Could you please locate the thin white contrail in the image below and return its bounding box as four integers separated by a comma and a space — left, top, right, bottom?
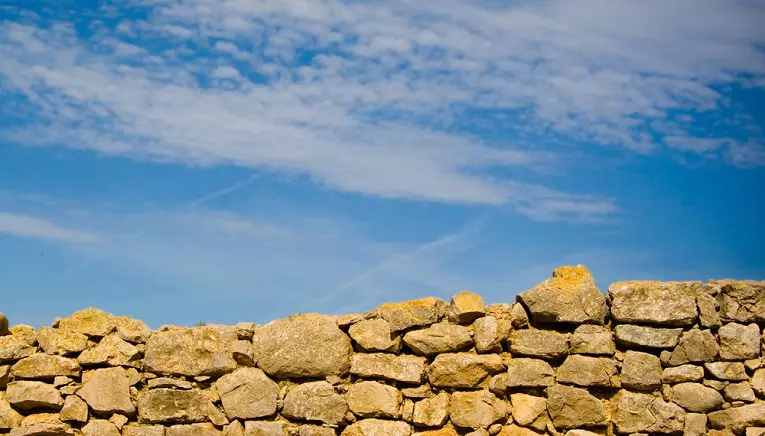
310, 214, 489, 307
59, 172, 267, 278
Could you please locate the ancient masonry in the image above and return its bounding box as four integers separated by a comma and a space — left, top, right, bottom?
1, 266, 765, 436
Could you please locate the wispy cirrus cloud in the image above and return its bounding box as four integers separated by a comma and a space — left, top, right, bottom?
0, 211, 101, 243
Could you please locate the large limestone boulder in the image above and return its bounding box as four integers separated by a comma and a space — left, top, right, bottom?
428, 353, 504, 388
8, 414, 75, 436
0, 392, 24, 430
144, 325, 237, 377
508, 394, 546, 427
612, 389, 685, 434
718, 322, 760, 360
752, 368, 765, 396
508, 329, 569, 360
705, 361, 749, 381
0, 335, 35, 363
505, 358, 554, 388
282, 381, 348, 426
5, 381, 63, 410
77, 366, 135, 415
449, 390, 507, 430
10, 354, 81, 380
546, 384, 606, 429
517, 265, 607, 325
472, 316, 503, 353
447, 291, 485, 324
402, 324, 472, 356
253, 314, 352, 379
346, 381, 402, 419
620, 351, 662, 390
413, 392, 449, 427
569, 325, 614, 355
613, 324, 683, 349
78, 334, 141, 367
59, 395, 88, 423
215, 368, 278, 420
36, 328, 88, 356
368, 297, 446, 333
58, 308, 117, 337
672, 383, 724, 412
608, 281, 698, 326
341, 419, 411, 436
556, 355, 618, 387
667, 329, 719, 366
661, 365, 704, 384
82, 420, 121, 436
713, 280, 765, 323
697, 292, 722, 328
351, 353, 426, 384
138, 389, 212, 424
347, 319, 400, 353
114, 316, 152, 344
709, 403, 765, 433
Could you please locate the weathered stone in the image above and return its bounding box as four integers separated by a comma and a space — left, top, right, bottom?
413, 428, 458, 436
253, 315, 352, 379
10, 354, 81, 380
672, 382, 724, 412
505, 358, 554, 387
413, 391, 449, 427
0, 392, 24, 430
517, 265, 607, 325
546, 384, 606, 429
148, 377, 193, 390
612, 389, 685, 434
77, 366, 135, 415
403, 324, 472, 356
705, 362, 749, 381
562, 431, 600, 436
0, 335, 35, 363
59, 395, 88, 423
9, 325, 36, 345
82, 420, 121, 436
145, 325, 237, 377
718, 322, 760, 360
714, 280, 765, 323
282, 381, 347, 426
668, 329, 719, 366
9, 414, 74, 436
621, 351, 661, 390
609, 281, 698, 326
215, 368, 278, 420
224, 421, 244, 436
496, 425, 539, 436
614, 324, 683, 349
231, 340, 254, 367
244, 421, 288, 436
697, 292, 722, 328
570, 325, 614, 355
36, 328, 88, 356
401, 385, 433, 399
341, 419, 411, 436
0, 364, 9, 388
370, 297, 446, 333
752, 368, 765, 396
508, 329, 569, 360
747, 429, 765, 436
78, 334, 141, 367
138, 389, 212, 424
661, 365, 704, 383
58, 308, 117, 337
402, 399, 415, 423
510, 304, 529, 329
724, 382, 756, 402
508, 393, 545, 427
704, 379, 730, 391
351, 353, 426, 384
114, 316, 151, 343
448, 291, 485, 324
347, 319, 399, 353
346, 381, 401, 419
708, 402, 765, 433
556, 355, 618, 387
8, 382, 65, 413
167, 423, 221, 436
684, 413, 707, 436
488, 373, 507, 396
473, 317, 502, 353
428, 353, 504, 388
298, 425, 335, 436
449, 390, 507, 429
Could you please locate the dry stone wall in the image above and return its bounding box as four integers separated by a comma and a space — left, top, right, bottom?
1, 265, 764, 436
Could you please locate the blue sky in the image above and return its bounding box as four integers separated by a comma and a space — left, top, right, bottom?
1, 0, 764, 328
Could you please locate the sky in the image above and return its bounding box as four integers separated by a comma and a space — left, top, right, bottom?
0, 0, 764, 329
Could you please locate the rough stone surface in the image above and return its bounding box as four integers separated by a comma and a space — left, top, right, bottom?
613, 324, 683, 348
215, 368, 278, 420
620, 351, 662, 390
58, 308, 117, 337
77, 367, 135, 415
370, 297, 446, 333
351, 353, 426, 384
661, 365, 704, 383
138, 389, 211, 424
167, 423, 222, 436
505, 358, 554, 388
0, 335, 35, 363
412, 392, 449, 427
346, 381, 401, 419
705, 361, 749, 381
752, 368, 765, 396
0, 392, 24, 430
508, 394, 546, 427
715, 280, 765, 323
282, 381, 348, 426
517, 265, 607, 325
244, 421, 288, 436
668, 329, 719, 366
10, 354, 81, 380
612, 390, 685, 434
708, 403, 765, 433
447, 291, 485, 324
428, 353, 504, 388
724, 381, 755, 402
82, 420, 121, 436
253, 315, 352, 378
472, 317, 502, 353
508, 329, 569, 360
697, 292, 723, 328
403, 324, 472, 356
546, 384, 606, 429
684, 413, 708, 436
59, 395, 88, 423
556, 355, 618, 387
6, 381, 63, 410
609, 281, 698, 326
672, 382, 724, 412
341, 419, 411, 436
36, 328, 88, 356
144, 325, 237, 377
569, 325, 614, 355
78, 334, 141, 367
347, 319, 399, 353
718, 322, 760, 360
449, 390, 507, 430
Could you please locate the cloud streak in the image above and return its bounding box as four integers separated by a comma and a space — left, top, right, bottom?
0, 211, 101, 244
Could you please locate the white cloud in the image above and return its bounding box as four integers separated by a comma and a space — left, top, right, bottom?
0, 212, 101, 244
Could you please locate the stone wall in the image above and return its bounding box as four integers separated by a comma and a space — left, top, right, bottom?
1, 265, 764, 436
